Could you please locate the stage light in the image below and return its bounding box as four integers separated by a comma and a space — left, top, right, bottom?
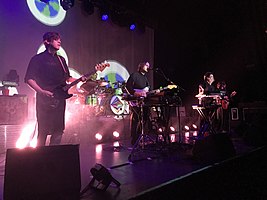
170, 126, 176, 132
193, 131, 198, 137
129, 23, 136, 30
95, 144, 103, 153
170, 134, 176, 143
185, 131, 190, 138
99, 4, 109, 21
158, 134, 163, 142
158, 127, 163, 133
113, 131, 120, 138
16, 121, 37, 149
60, 0, 74, 11
95, 133, 103, 141
192, 124, 198, 130
86, 164, 120, 191
184, 125, 190, 131
80, 164, 120, 197
113, 141, 120, 147
101, 13, 109, 21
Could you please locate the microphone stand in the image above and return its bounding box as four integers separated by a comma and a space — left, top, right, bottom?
153, 68, 185, 144
154, 68, 185, 92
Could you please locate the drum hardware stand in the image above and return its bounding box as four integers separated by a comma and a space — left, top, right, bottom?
128, 97, 156, 162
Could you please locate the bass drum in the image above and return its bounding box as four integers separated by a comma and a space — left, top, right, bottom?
109, 95, 129, 115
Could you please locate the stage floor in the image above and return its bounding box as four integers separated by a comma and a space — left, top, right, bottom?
0, 115, 263, 200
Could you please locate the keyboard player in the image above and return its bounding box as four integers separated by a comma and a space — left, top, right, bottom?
198, 72, 218, 106
195, 72, 220, 136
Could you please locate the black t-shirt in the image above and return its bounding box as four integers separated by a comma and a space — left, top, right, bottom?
200, 81, 217, 94
126, 72, 150, 95
24, 50, 71, 133
24, 50, 70, 91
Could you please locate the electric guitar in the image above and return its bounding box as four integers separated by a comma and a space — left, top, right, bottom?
40, 61, 110, 108
127, 85, 177, 106
134, 84, 177, 97
221, 91, 237, 110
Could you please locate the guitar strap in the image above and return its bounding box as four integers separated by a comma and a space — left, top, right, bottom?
57, 55, 68, 74
144, 75, 151, 90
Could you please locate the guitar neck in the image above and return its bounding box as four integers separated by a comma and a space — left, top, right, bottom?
63, 69, 95, 91
134, 85, 177, 95
148, 86, 171, 94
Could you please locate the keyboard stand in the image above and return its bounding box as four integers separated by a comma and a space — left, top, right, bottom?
192, 105, 217, 137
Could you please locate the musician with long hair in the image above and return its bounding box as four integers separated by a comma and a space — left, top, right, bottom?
126, 62, 151, 145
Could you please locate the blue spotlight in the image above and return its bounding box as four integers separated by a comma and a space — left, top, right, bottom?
129, 23, 136, 30
101, 14, 109, 21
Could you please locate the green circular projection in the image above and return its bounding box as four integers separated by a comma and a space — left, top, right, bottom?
27, 0, 66, 26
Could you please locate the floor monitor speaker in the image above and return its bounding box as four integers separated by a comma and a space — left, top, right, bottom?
4, 144, 81, 200
192, 133, 236, 164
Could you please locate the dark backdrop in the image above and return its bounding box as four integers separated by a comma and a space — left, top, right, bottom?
1, 0, 267, 119
153, 0, 267, 113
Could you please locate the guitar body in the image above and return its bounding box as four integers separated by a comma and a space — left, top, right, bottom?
221, 91, 237, 110
38, 61, 110, 109
53, 86, 73, 100
129, 85, 178, 106
38, 95, 61, 109
38, 86, 73, 109
221, 99, 229, 110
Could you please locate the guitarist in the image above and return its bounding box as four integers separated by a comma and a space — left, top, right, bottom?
216, 81, 237, 132
24, 32, 87, 146
126, 62, 152, 145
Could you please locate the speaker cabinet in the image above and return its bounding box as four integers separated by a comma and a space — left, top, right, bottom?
4, 145, 81, 200
242, 107, 267, 146
192, 133, 236, 164
0, 95, 28, 125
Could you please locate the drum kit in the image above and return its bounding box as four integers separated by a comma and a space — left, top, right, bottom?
68, 79, 129, 116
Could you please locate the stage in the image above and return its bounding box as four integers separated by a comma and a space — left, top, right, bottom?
0, 114, 267, 200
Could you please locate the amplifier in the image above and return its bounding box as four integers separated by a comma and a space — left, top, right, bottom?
0, 95, 28, 124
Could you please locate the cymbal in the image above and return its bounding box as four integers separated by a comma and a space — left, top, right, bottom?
81, 80, 97, 88
97, 80, 109, 87
80, 80, 97, 94
112, 81, 126, 88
